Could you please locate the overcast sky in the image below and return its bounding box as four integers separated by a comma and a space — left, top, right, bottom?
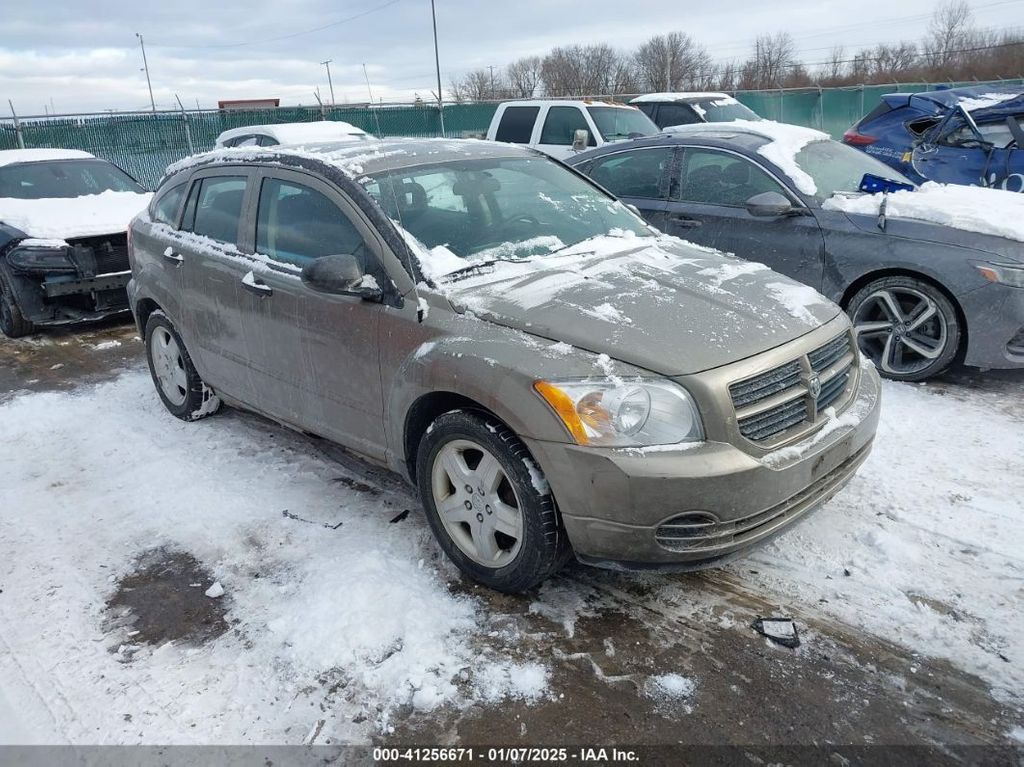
1, 0, 1020, 115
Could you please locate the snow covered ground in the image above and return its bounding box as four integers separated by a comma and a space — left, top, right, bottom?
0, 355, 1021, 744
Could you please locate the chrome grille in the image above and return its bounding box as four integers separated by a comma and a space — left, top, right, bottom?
730, 331, 856, 444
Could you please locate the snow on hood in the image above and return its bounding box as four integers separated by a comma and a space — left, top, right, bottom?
666, 119, 827, 196
0, 190, 152, 240
0, 148, 95, 167
406, 230, 840, 376
957, 91, 1021, 112
822, 182, 1024, 245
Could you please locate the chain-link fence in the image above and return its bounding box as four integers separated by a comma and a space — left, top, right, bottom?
3, 79, 1021, 189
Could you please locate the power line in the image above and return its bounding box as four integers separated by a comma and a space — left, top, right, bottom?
151, 0, 404, 50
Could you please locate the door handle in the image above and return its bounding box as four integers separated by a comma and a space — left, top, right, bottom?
670, 215, 703, 228
161, 247, 184, 264
241, 270, 273, 297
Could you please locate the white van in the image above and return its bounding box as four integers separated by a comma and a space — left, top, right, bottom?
486, 100, 659, 160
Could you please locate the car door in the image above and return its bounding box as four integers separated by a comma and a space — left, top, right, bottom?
663, 146, 826, 289
172, 168, 260, 402
238, 167, 388, 459
578, 146, 675, 230
534, 106, 597, 161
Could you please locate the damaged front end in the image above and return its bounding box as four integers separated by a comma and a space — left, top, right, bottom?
2, 233, 132, 327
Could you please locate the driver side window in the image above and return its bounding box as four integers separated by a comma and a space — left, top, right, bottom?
256, 178, 370, 268
675, 148, 787, 207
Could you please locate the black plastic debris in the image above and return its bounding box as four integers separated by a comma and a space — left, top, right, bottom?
753, 617, 801, 648
390, 509, 411, 524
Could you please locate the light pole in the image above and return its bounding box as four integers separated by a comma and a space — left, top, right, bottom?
430, 0, 445, 137
321, 59, 336, 106
136, 33, 156, 113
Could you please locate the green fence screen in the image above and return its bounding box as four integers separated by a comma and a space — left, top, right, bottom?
2, 80, 1020, 189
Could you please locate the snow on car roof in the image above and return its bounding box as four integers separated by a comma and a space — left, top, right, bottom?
630, 92, 731, 103
666, 119, 829, 195
499, 99, 638, 109
165, 137, 531, 180
956, 91, 1022, 112
0, 148, 96, 167
823, 181, 1024, 244
216, 121, 371, 146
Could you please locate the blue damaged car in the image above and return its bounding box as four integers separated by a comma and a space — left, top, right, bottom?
843, 85, 1024, 193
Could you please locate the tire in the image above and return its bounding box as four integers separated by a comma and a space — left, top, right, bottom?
144, 311, 221, 421
847, 275, 961, 382
416, 410, 571, 593
0, 271, 35, 338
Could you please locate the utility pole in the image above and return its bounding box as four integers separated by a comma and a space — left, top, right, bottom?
136, 33, 156, 112
489, 65, 497, 99
321, 59, 336, 106
430, 0, 446, 137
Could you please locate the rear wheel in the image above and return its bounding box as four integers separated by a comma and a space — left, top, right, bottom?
416, 410, 570, 593
145, 311, 221, 420
0, 272, 35, 338
848, 276, 960, 382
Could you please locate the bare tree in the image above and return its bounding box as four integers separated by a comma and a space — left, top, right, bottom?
506, 56, 543, 98
541, 44, 634, 97
450, 68, 504, 102
633, 32, 715, 92
740, 32, 797, 89
923, 0, 976, 75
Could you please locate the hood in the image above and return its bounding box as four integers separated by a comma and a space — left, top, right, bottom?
823, 184, 1024, 263
0, 190, 152, 241
440, 235, 840, 376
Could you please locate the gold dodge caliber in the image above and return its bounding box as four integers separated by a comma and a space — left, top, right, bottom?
128, 138, 881, 592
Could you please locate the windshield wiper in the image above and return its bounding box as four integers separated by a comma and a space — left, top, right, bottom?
442, 257, 524, 282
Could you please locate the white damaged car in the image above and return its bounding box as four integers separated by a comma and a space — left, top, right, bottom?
0, 148, 151, 337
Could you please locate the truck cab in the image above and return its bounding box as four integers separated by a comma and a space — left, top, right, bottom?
486, 100, 658, 161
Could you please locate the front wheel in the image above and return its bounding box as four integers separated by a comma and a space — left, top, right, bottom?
144, 311, 221, 420
847, 276, 961, 382
416, 410, 570, 593
0, 272, 35, 338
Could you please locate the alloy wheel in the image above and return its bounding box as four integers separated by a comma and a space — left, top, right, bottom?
852, 286, 947, 376
430, 439, 524, 568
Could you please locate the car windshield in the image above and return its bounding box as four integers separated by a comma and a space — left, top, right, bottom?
689, 97, 760, 123
364, 156, 652, 271
794, 140, 915, 202
0, 159, 143, 199
587, 107, 659, 141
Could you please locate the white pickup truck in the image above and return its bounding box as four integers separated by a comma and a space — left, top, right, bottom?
486, 100, 659, 160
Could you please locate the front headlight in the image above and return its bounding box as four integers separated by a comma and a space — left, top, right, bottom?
534, 378, 703, 447
8, 243, 76, 272
974, 261, 1024, 289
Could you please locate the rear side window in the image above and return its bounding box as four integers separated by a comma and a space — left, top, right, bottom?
256, 178, 369, 267
675, 148, 786, 206
151, 182, 186, 227
587, 148, 673, 199
495, 106, 539, 143
540, 107, 594, 146
187, 176, 247, 244
655, 103, 700, 128
858, 101, 893, 127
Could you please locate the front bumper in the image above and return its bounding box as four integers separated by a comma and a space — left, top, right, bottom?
960, 282, 1024, 369
525, 362, 881, 570
4, 268, 131, 326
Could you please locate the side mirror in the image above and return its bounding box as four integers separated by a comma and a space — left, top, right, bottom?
746, 191, 794, 218
572, 129, 590, 151
625, 203, 642, 217
301, 254, 382, 299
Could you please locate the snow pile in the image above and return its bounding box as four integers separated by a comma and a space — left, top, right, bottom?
957, 91, 1021, 112
824, 182, 1024, 244
0, 190, 151, 239
646, 673, 697, 700
666, 120, 827, 195
743, 379, 1024, 703
0, 373, 548, 742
